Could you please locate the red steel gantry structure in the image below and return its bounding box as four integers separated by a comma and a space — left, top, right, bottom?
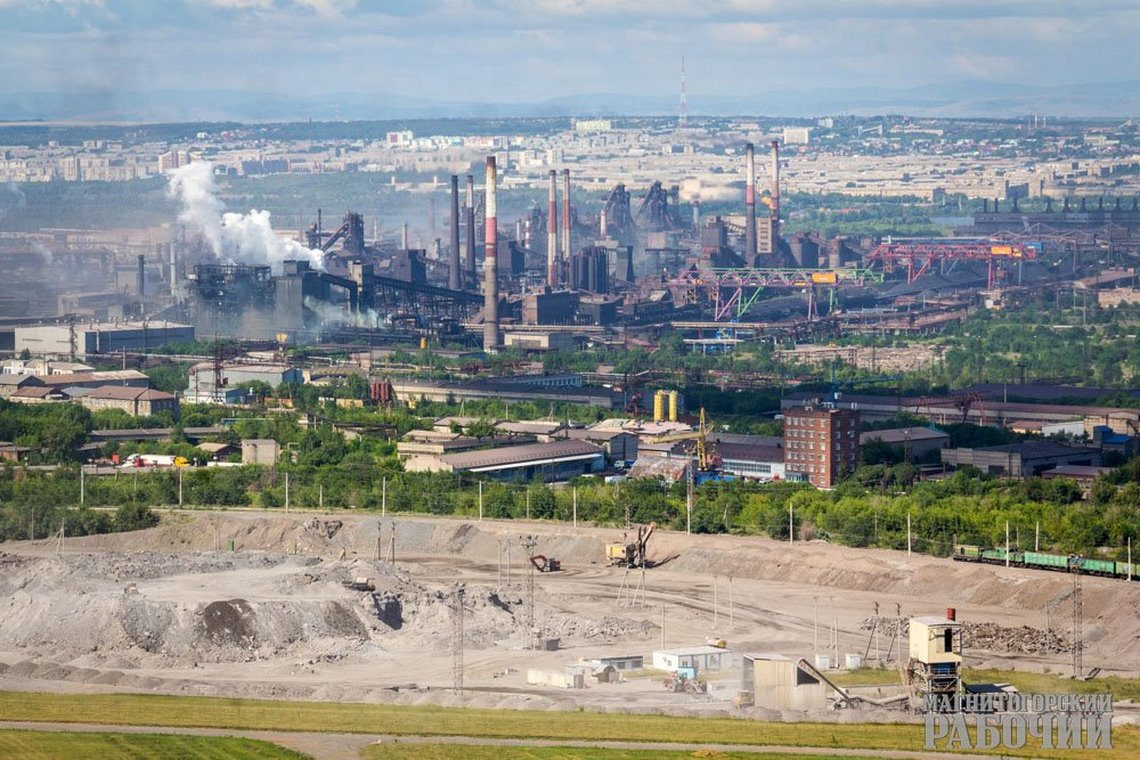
866, 242, 1037, 289
671, 267, 880, 322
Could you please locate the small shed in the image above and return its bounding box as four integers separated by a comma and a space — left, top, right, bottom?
652, 645, 732, 673
743, 653, 828, 711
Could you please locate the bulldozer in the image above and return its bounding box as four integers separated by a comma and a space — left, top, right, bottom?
605, 522, 656, 568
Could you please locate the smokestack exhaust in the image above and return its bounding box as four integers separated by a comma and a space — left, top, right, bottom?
745, 143, 757, 264
547, 170, 558, 288
562, 169, 572, 267
465, 174, 476, 286
449, 175, 461, 290
770, 140, 781, 253
483, 156, 499, 353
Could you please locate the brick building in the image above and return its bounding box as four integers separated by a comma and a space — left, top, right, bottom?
783, 405, 860, 488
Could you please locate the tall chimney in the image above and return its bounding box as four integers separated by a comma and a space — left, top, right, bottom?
693, 199, 700, 228
465, 174, 476, 285
599, 209, 608, 238
448, 175, 461, 290
483, 156, 500, 353
547, 169, 558, 288
401, 222, 408, 250
770, 140, 781, 252
745, 142, 757, 263
137, 254, 145, 299
562, 169, 572, 265
168, 243, 177, 297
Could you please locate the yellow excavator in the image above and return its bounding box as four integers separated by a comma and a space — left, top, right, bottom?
606, 522, 656, 568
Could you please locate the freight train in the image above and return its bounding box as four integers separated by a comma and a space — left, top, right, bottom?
953, 544, 1135, 580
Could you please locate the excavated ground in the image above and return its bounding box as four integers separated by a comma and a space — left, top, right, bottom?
1, 511, 1137, 721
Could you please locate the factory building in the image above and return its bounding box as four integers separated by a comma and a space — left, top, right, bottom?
403, 439, 605, 483
76, 386, 179, 420
860, 427, 950, 462
783, 405, 860, 488
186, 363, 303, 400
940, 441, 1100, 478
14, 322, 194, 358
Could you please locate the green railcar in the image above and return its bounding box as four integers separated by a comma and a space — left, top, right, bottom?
1075, 557, 1115, 575
981, 548, 1007, 562
1114, 562, 1135, 579
1023, 551, 1068, 570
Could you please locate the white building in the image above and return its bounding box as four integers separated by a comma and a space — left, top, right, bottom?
652, 645, 733, 673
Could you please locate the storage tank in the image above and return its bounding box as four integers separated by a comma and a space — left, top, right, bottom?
668, 390, 679, 422
653, 390, 666, 422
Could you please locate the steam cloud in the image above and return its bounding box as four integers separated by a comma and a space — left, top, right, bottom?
0, 182, 26, 224
166, 162, 324, 273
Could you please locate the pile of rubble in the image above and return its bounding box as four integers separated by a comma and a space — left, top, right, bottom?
858, 616, 1071, 656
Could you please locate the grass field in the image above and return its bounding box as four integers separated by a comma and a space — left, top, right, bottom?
365, 747, 858, 760
0, 690, 1133, 759
0, 729, 308, 760
831, 666, 1140, 702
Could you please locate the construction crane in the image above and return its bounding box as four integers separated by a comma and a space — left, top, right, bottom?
606, 522, 656, 569
696, 407, 718, 472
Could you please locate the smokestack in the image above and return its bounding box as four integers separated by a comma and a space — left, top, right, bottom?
168, 243, 177, 297
483, 156, 499, 353
693, 199, 700, 228
599, 209, 608, 239
745, 143, 757, 263
465, 175, 476, 285
401, 222, 408, 250
770, 140, 781, 252
137, 254, 145, 299
448, 175, 461, 290
547, 169, 558, 288
562, 169, 572, 265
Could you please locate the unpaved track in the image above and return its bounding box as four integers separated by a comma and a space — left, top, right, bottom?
0, 720, 993, 760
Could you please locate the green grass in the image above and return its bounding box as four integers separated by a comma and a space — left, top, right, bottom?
832, 666, 1140, 703
365, 747, 856, 760
0, 729, 308, 759
0, 690, 1134, 759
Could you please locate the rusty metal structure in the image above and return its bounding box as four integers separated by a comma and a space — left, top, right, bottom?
547, 169, 559, 287
670, 266, 881, 322
637, 181, 682, 232
602, 184, 636, 247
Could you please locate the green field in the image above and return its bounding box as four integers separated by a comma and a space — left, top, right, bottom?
0, 729, 308, 760
365, 747, 857, 760
831, 666, 1140, 703
0, 690, 1135, 759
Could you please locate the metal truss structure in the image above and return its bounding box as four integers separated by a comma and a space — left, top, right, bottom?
670, 267, 882, 322
866, 242, 1037, 288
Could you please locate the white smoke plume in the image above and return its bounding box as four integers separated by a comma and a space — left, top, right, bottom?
166, 161, 324, 273
0, 182, 26, 224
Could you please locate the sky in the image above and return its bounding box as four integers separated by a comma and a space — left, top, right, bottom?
0, 0, 1138, 109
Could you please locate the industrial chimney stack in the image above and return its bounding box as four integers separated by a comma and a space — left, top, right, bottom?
137, 254, 145, 299
562, 169, 572, 268
745, 142, 757, 263
770, 140, 781, 250
448, 175, 461, 290
547, 170, 558, 288
465, 174, 476, 286
483, 156, 500, 353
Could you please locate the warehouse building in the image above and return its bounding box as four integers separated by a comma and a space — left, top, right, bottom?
77, 386, 179, 420
860, 427, 950, 461
14, 322, 194, 357
404, 439, 604, 482
940, 441, 1100, 478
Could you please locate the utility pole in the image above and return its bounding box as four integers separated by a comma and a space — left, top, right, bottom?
789, 501, 794, 544
178, 466, 183, 507
80, 464, 85, 506
572, 487, 577, 528
478, 482, 483, 521
686, 461, 694, 535
285, 471, 290, 513
388, 522, 396, 564
1071, 562, 1083, 679
521, 535, 537, 640
451, 584, 465, 698
382, 476, 387, 517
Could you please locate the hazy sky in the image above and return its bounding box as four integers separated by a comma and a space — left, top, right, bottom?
1, 0, 1138, 104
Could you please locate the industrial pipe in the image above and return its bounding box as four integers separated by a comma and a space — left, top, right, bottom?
745, 143, 757, 263
548, 169, 558, 288
448, 175, 461, 290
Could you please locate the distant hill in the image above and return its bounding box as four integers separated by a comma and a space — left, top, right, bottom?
2, 80, 1138, 122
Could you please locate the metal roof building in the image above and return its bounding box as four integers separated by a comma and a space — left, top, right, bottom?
404, 439, 604, 482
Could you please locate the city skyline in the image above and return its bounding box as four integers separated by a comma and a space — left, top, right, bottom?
1, 1, 1139, 120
